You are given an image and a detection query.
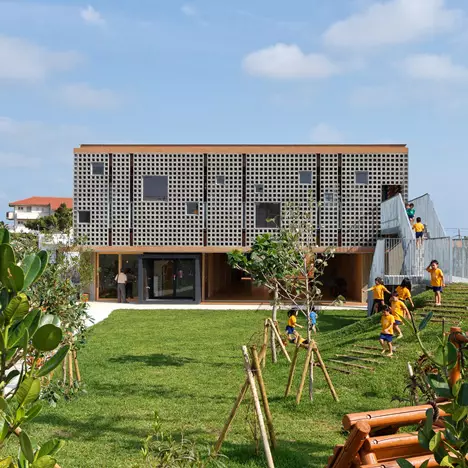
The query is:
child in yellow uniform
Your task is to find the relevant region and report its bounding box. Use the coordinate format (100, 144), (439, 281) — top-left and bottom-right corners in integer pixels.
(426, 260), (445, 306)
(365, 277), (390, 315)
(390, 292), (409, 339)
(379, 307), (395, 357)
(413, 217), (425, 248)
(285, 309), (303, 343)
(396, 278), (414, 309)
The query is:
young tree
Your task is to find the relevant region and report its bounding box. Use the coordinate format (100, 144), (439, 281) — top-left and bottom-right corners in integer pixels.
(25, 203), (72, 233)
(229, 195), (335, 374)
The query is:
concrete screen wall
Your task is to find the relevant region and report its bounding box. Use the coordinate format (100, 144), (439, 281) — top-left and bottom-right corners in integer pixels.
(74, 145), (408, 249)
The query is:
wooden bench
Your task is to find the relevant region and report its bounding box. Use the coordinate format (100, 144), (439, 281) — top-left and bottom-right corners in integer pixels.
(326, 404), (448, 468)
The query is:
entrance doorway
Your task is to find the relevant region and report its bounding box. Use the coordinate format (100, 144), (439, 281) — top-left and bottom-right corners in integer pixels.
(139, 255), (201, 303)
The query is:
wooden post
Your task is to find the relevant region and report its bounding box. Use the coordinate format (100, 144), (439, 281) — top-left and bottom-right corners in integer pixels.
(285, 342), (301, 397)
(332, 421), (370, 468)
(214, 380), (249, 455)
(241, 346), (275, 468)
(309, 347), (314, 402)
(62, 358), (67, 385)
(312, 341), (339, 402)
(68, 351), (74, 388)
(262, 319), (269, 368)
(296, 343), (313, 405)
(268, 319), (291, 363)
(73, 350), (81, 383)
(251, 346), (277, 450)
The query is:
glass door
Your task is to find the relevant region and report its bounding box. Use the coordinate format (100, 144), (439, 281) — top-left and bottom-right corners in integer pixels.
(142, 258), (196, 301)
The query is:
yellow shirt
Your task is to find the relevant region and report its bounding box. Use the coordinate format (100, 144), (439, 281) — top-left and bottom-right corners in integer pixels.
(413, 222), (425, 233)
(371, 284), (389, 300)
(288, 316), (297, 328)
(391, 300), (406, 321)
(427, 267), (444, 287)
(381, 314), (395, 334)
(396, 286), (411, 301)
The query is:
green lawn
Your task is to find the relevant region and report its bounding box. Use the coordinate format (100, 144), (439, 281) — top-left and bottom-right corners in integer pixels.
(19, 286), (467, 467)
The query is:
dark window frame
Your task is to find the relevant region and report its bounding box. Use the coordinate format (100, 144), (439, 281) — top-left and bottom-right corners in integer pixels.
(355, 171), (369, 185)
(143, 175), (169, 201)
(78, 211), (91, 223)
(299, 171), (313, 185)
(92, 162), (105, 175)
(186, 202), (200, 215)
(255, 184), (264, 194)
(216, 175), (225, 185)
(255, 202), (281, 228)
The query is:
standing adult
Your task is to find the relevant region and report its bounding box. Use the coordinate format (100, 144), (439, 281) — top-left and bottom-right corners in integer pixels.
(115, 268), (128, 303)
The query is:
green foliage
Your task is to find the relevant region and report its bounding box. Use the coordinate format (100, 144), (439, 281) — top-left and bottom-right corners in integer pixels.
(24, 204), (72, 233)
(137, 411), (228, 468)
(0, 228), (68, 467)
(399, 311), (468, 468)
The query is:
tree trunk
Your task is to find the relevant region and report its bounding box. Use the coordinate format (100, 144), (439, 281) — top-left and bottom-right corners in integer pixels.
(271, 287), (279, 363)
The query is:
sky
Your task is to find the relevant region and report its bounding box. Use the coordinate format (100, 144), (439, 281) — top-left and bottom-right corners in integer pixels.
(1, 0), (467, 231)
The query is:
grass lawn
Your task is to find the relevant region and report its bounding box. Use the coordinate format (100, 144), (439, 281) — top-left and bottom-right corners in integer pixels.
(16, 286), (467, 467)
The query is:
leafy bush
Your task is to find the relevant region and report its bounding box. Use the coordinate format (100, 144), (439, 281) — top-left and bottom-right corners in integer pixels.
(0, 228), (70, 467)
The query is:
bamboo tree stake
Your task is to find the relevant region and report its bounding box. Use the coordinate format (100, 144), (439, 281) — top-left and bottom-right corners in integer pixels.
(285, 341), (301, 397)
(267, 319), (291, 363)
(62, 358), (67, 385)
(251, 346), (277, 450)
(296, 342), (313, 405)
(312, 341), (339, 402)
(309, 346), (314, 402)
(241, 346), (275, 468)
(68, 351), (74, 389)
(214, 346), (268, 455)
(73, 350), (81, 382)
(261, 319), (269, 368)
(214, 380), (249, 455)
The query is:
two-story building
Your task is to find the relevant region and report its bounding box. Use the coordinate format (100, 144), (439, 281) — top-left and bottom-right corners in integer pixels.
(7, 197), (73, 233)
(73, 144), (409, 304)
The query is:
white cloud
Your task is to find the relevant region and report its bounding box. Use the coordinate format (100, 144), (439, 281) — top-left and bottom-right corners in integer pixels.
(323, 0), (462, 49)
(80, 5), (105, 26)
(181, 4), (197, 17)
(403, 54), (468, 81)
(310, 124), (344, 143)
(58, 83), (119, 110)
(243, 43), (340, 79)
(0, 35), (82, 81)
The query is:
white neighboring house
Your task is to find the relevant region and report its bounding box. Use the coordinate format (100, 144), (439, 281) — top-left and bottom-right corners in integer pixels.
(6, 196), (73, 233)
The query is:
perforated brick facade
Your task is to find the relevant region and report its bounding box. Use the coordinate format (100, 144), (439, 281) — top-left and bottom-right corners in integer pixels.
(73, 146), (408, 249)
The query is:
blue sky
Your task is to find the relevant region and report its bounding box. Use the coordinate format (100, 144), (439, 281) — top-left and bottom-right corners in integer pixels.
(1, 0), (467, 231)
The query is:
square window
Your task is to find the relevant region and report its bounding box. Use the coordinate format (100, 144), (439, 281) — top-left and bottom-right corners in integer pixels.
(216, 175), (225, 185)
(92, 162), (104, 175)
(79, 211), (90, 223)
(186, 202), (199, 215)
(355, 171), (369, 184)
(256, 203), (280, 228)
(255, 184), (264, 193)
(323, 193), (334, 203)
(143, 176), (168, 201)
(299, 171), (312, 184)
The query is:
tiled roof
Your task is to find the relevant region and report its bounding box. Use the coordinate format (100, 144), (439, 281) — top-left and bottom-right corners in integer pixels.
(9, 197), (73, 210)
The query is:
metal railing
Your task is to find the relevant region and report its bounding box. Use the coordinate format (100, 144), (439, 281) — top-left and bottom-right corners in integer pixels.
(409, 194), (446, 239)
(380, 194), (414, 240)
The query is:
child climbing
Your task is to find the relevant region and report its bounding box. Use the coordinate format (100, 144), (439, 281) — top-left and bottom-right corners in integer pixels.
(396, 277), (414, 309)
(309, 306), (318, 333)
(286, 308), (303, 343)
(390, 292), (409, 339)
(365, 277), (390, 315)
(413, 217), (425, 248)
(406, 203), (415, 224)
(426, 260), (445, 306)
(379, 306), (395, 357)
